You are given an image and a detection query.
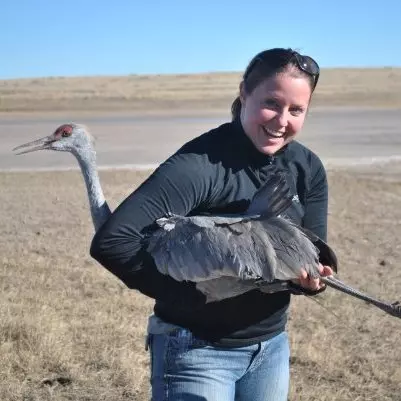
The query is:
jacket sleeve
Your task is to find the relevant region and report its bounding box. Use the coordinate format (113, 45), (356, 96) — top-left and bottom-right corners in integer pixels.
(288, 154), (330, 297)
(90, 151), (213, 306)
(302, 154), (328, 242)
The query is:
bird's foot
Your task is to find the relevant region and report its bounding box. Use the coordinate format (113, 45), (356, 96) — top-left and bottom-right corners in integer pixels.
(389, 301), (401, 319)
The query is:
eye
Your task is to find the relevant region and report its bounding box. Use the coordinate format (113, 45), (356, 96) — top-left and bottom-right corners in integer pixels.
(263, 99), (279, 109)
(60, 125), (73, 137)
(290, 107), (305, 116)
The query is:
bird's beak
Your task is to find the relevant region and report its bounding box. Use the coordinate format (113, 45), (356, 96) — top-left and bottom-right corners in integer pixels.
(12, 135), (56, 155)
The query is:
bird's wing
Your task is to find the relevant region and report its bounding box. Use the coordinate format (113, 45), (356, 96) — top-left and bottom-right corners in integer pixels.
(146, 214), (278, 283)
(298, 226), (338, 272)
(195, 277), (259, 302)
(195, 276), (293, 303)
(194, 218), (322, 302)
(246, 166), (293, 217)
(257, 217), (320, 280)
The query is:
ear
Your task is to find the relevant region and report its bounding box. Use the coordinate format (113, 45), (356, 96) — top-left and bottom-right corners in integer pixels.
(239, 81), (247, 105)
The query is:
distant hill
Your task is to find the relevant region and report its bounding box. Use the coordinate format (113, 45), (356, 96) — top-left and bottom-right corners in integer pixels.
(1, 68), (401, 112)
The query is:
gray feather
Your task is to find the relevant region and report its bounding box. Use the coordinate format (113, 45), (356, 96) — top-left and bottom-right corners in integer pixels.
(146, 212), (321, 285)
(145, 168), (323, 300)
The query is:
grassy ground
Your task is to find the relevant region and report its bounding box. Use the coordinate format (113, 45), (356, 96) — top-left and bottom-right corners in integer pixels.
(1, 68), (401, 112)
(1, 166), (400, 400)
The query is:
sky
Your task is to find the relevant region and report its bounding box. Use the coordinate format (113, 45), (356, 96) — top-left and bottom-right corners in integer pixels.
(2, 0), (401, 79)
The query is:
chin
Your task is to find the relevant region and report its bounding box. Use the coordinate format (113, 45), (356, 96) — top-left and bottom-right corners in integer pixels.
(258, 143), (283, 156)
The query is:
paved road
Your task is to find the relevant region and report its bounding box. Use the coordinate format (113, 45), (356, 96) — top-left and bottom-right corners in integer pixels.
(1, 108), (400, 171)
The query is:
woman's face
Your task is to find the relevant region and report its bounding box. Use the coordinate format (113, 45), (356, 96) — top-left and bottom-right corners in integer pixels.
(239, 73), (312, 155)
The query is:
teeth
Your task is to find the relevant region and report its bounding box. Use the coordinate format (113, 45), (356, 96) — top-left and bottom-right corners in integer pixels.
(263, 127), (284, 138)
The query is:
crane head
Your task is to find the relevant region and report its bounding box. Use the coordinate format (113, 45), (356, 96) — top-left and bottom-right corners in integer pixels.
(13, 123), (94, 156)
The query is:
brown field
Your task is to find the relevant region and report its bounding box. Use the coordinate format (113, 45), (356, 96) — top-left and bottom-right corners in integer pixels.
(1, 165), (401, 401)
(1, 69), (401, 400)
(1, 68), (401, 113)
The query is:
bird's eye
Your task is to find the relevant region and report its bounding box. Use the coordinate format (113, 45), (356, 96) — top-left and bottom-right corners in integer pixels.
(61, 130), (72, 137)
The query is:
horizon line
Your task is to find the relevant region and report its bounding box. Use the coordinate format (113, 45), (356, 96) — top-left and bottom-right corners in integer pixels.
(2, 66), (401, 81)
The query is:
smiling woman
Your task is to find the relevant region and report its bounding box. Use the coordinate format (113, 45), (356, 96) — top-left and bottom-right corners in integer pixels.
(89, 48), (329, 401)
(232, 48), (319, 155)
(239, 74), (312, 155)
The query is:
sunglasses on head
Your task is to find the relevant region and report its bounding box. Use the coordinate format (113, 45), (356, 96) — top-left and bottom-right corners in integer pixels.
(243, 49), (320, 90)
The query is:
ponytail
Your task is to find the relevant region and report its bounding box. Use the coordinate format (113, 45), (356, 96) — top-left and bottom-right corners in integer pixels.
(231, 96), (242, 121)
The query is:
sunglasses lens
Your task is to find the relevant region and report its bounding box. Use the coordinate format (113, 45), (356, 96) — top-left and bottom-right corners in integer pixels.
(299, 55), (320, 75)
(244, 50), (320, 86)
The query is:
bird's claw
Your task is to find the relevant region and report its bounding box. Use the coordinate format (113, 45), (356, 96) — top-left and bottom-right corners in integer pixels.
(388, 301), (401, 318)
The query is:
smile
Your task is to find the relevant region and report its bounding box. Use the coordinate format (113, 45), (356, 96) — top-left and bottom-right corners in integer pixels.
(261, 126), (285, 139)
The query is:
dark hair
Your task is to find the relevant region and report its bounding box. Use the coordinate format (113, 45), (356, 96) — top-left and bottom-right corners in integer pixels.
(231, 48), (320, 120)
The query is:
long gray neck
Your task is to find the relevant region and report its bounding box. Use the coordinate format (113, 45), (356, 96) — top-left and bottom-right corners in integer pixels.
(74, 149), (111, 232)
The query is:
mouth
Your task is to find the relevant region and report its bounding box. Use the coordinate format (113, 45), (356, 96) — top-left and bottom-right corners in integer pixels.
(261, 126), (285, 139)
(12, 137), (55, 155)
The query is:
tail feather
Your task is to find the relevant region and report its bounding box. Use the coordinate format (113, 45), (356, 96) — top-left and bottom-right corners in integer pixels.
(299, 226), (338, 273)
(246, 168), (293, 217)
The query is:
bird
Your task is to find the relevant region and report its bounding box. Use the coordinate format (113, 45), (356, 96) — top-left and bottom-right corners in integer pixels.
(13, 123), (401, 319)
(13, 123), (110, 232)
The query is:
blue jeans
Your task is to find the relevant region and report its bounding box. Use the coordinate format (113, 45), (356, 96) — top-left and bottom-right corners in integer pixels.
(148, 327), (290, 401)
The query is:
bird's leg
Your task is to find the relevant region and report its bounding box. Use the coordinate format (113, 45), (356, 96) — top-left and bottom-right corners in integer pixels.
(321, 276), (401, 319)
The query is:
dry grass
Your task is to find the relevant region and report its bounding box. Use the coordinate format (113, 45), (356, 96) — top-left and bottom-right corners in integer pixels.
(1, 166), (401, 400)
(1, 68), (401, 112)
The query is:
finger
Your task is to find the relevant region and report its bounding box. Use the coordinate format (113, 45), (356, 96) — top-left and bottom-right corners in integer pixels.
(299, 268), (308, 280)
(319, 265), (333, 276)
(299, 276), (320, 291)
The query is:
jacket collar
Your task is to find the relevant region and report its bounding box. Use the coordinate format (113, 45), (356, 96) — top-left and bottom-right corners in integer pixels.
(231, 117), (290, 168)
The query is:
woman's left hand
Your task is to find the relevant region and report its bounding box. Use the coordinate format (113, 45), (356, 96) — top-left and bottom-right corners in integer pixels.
(296, 264), (334, 291)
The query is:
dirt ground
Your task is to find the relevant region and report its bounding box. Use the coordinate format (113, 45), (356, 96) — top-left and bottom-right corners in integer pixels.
(1, 164), (400, 401)
(1, 69), (401, 400)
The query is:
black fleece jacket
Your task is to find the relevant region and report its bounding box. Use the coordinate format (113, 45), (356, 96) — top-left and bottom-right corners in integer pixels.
(90, 118), (328, 347)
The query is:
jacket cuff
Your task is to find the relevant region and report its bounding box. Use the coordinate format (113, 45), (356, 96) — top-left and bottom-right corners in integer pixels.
(288, 282), (327, 296)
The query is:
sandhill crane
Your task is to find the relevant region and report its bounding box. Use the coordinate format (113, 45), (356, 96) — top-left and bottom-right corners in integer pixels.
(13, 123), (401, 319)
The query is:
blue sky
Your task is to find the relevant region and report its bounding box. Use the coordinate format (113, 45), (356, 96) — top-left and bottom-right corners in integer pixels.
(2, 0), (400, 79)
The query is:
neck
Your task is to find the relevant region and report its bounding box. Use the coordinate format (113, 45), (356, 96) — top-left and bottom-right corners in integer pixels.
(74, 149), (111, 231)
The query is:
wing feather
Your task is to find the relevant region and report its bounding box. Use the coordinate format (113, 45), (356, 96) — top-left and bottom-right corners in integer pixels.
(146, 214), (279, 282)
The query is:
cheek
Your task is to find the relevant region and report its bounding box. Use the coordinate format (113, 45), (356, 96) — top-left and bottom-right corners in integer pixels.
(247, 105), (274, 124)
(288, 116), (306, 136)
(258, 108), (275, 120)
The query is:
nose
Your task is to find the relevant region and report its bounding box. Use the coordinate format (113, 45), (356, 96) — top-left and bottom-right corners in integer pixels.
(274, 110), (289, 128)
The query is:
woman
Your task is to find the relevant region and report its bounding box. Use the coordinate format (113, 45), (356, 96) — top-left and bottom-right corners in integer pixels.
(90, 48), (334, 400)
